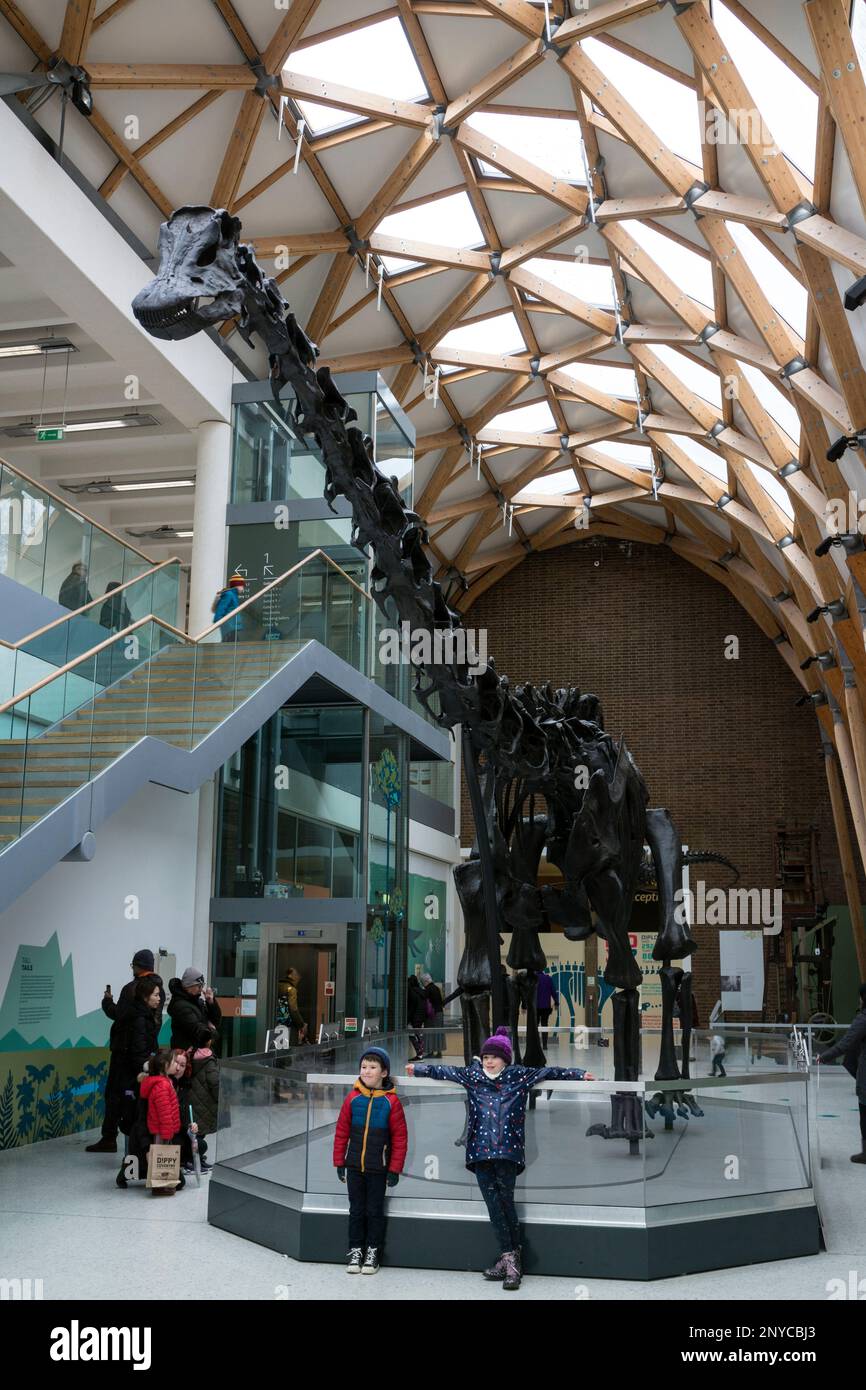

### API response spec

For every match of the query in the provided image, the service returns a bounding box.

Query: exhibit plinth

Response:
[207,1038,820,1280]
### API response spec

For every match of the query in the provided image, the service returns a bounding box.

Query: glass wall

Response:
[409,757,454,810]
[231,395,373,505]
[0,460,157,610]
[216,705,364,899]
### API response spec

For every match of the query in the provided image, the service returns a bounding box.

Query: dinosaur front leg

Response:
[646,807,697,961]
[677,971,694,1081]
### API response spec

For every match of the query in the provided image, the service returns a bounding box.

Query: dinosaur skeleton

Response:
[133,206,736,1143]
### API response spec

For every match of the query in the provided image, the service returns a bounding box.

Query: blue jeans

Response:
[475,1160,520,1253]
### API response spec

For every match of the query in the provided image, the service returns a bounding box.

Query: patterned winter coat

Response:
[413,1060,587,1171]
[333,1076,408,1174]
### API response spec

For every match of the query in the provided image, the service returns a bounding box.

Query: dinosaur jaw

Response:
[131,290,241,340]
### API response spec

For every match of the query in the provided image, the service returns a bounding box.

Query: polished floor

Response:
[0,1070,864,1300]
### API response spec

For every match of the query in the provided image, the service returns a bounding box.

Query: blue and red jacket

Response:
[413,1061,586,1172]
[333,1076,408,1175]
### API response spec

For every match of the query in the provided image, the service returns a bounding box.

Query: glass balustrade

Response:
[0,458,161,612]
[0,553,370,856]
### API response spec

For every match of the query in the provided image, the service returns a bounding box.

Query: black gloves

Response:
[386,1172,399,1188]
[337,1167,346,1182]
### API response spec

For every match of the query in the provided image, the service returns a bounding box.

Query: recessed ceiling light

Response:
[175,530,194,538]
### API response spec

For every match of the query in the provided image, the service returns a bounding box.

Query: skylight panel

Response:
[652,345,722,409]
[854,0,866,71]
[376,192,484,274]
[619,220,714,308]
[712,1,817,177]
[739,364,801,442]
[522,256,615,306]
[437,311,526,358]
[591,441,654,471]
[581,36,702,166]
[665,434,729,483]
[746,462,794,517]
[560,363,638,399]
[514,468,579,499]
[466,112,588,183]
[487,400,558,434]
[284,17,428,135]
[725,222,807,337]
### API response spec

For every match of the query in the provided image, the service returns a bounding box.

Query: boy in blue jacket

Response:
[408,1026,593,1290]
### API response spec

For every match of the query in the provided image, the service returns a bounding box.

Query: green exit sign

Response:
[36,428,64,442]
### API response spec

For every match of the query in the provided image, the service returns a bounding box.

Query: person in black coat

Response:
[421,973,445,1058]
[85,948,164,1153]
[407,975,427,1061]
[818,983,866,1164]
[99,581,133,633]
[168,968,222,1050]
[114,978,163,1189]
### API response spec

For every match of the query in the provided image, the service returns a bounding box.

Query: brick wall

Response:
[459,538,853,1022]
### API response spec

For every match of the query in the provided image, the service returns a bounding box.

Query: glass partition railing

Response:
[0,458,160,611]
[0,553,370,854]
[213,1050,811,1215]
[0,558,181,711]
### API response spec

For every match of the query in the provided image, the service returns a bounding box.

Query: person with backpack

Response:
[421,973,445,1058]
[86,949,164,1153]
[333,1047,407,1274]
[211,573,245,640]
[817,984,866,1164]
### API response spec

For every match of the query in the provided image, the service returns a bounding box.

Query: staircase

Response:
[0,549,385,912]
[0,639,303,850]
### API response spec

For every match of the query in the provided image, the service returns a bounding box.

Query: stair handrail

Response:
[0,557,183,651]
[0,549,370,716]
[0,455,157,562]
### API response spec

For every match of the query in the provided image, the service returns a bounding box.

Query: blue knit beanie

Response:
[360,1046,391,1074]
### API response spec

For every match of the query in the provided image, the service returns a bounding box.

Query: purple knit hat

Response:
[480,1027,512,1064]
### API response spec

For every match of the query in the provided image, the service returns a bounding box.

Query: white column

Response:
[191,780,217,981]
[188,418,233,636]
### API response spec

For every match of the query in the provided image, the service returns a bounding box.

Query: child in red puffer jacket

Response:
[140,1047,182,1197]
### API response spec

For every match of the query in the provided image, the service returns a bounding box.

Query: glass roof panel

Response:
[665,434,729,482]
[725,222,808,337]
[437,310,527,357]
[581,36,703,165]
[745,462,794,517]
[559,362,638,398]
[376,192,484,274]
[487,400,558,433]
[854,0,866,68]
[652,345,722,409]
[712,1,817,177]
[590,440,654,471]
[739,364,801,442]
[514,468,580,498]
[522,256,615,306]
[619,220,714,308]
[466,112,588,183]
[284,17,429,135]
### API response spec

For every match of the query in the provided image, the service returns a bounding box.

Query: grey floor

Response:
[1,1071,864,1301]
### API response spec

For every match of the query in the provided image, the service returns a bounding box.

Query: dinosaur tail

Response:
[682,850,740,884]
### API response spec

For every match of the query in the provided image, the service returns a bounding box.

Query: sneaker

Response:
[85,1138,117,1153]
[362,1247,380,1275]
[182,1162,195,1174]
[346,1247,364,1274]
[199,1158,212,1172]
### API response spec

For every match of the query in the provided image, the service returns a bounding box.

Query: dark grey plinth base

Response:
[208,1174,821,1281]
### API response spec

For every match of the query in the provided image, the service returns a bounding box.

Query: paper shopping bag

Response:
[146,1143,181,1188]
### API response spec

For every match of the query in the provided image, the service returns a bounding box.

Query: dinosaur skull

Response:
[132,206,247,340]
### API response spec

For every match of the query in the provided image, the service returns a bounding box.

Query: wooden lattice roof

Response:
[5,0,866,710]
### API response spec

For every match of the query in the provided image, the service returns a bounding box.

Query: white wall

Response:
[0,782,200,1043]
